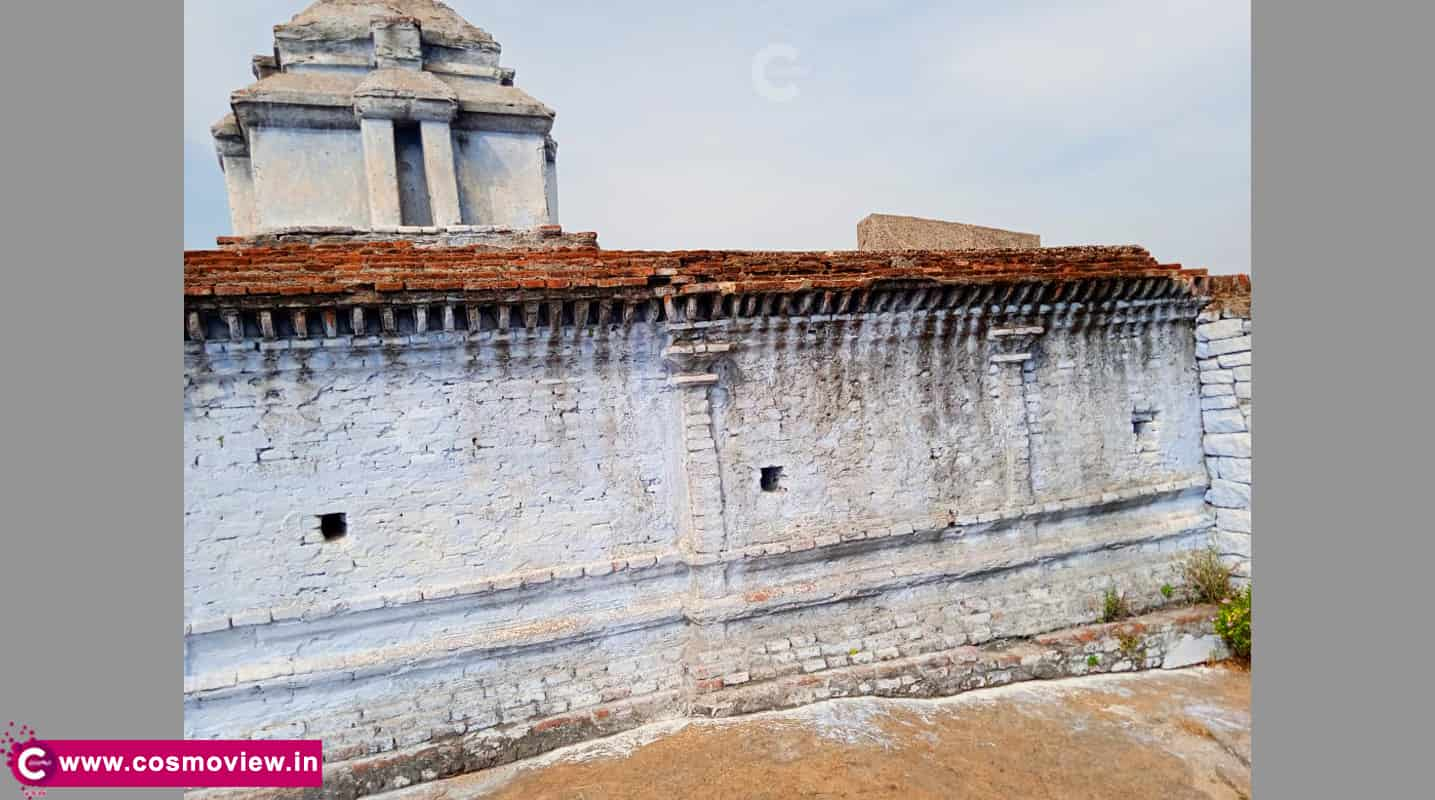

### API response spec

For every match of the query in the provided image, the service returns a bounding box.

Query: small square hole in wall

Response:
[760,466,784,492]
[1132,409,1158,437]
[319,513,347,541]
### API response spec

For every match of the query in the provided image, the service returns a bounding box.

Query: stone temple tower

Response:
[210,0,559,236]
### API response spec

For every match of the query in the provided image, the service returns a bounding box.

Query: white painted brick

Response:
[230,608,272,628]
[1202,408,1246,434]
[1199,369,1235,384]
[1216,508,1252,534]
[190,616,231,635]
[1206,336,1251,357]
[1212,531,1251,559]
[1204,433,1251,458]
[1214,457,1251,483]
[1205,479,1251,509]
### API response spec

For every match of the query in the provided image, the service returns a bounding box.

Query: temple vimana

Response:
[184,2,1253,797]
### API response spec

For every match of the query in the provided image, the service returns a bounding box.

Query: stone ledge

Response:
[697,510,1210,626]
[697,605,1222,712]
[184,606,1224,800]
[185,476,1208,642]
[215,226,598,252]
[184,490,1210,699]
[185,597,686,699]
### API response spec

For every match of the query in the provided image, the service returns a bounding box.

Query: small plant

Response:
[1180,546,1234,604]
[1116,629,1146,666]
[1101,587,1132,622]
[1215,584,1252,661]
[1086,654,1100,667]
[848,647,860,657]
[1160,583,1174,599]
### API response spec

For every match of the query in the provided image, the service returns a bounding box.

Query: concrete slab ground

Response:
[377,665,1251,800]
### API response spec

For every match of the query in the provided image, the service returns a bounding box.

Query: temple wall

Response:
[180,245,1240,799]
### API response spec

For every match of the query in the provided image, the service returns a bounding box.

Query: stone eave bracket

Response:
[987,324,1046,364]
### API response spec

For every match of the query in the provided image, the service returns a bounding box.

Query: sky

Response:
[184,0,1250,274]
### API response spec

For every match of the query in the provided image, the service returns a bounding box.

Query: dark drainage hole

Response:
[319,513,348,541]
[1132,408,1158,436]
[760,466,784,492]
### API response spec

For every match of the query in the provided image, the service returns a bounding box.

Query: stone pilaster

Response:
[677,384,724,555]
[543,136,560,225]
[218,156,257,236]
[420,120,462,227]
[664,340,734,600]
[212,114,257,236]
[988,324,1045,506]
[359,117,402,228]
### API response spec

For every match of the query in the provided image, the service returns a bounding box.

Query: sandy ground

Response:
[385,666,1251,800]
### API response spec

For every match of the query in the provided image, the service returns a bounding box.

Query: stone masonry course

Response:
[182,239,1248,800]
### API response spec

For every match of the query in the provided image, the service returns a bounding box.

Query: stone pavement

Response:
[376,665,1251,800]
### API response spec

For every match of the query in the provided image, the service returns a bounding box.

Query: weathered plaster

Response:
[453,130,552,227]
[251,127,371,230]
[182,262,1225,797]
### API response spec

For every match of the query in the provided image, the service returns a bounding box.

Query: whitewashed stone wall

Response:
[1197,309,1253,578]
[705,318,1203,551]
[183,300,1216,794]
[183,330,678,623]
